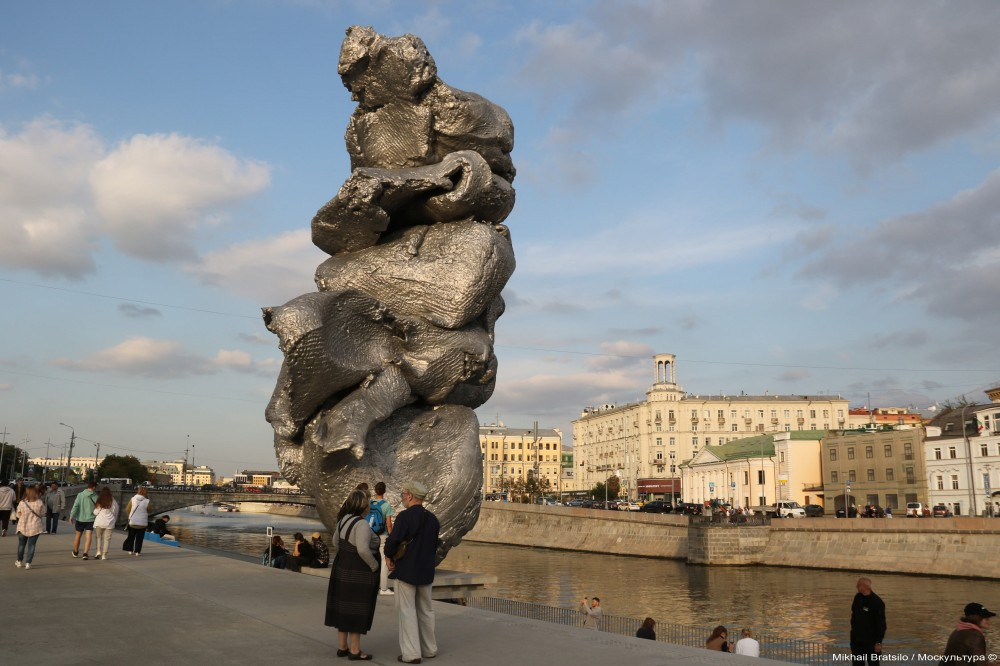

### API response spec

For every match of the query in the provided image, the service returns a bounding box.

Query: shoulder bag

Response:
[392,510,428,561]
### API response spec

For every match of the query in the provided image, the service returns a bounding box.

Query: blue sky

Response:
[2,0,999,473]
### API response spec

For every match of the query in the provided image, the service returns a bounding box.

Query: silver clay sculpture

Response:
[263,26,515,561]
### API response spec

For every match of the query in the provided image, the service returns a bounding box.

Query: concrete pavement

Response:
[1,530,789,665]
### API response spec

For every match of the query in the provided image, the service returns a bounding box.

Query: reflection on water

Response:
[169,508,1000,656]
[444,541,1000,656]
[169,506,328,560]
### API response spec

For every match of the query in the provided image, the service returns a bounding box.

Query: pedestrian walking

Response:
[579,597,603,630]
[385,480,440,664]
[850,577,886,665]
[0,479,14,537]
[370,481,395,595]
[14,485,45,569]
[92,487,119,560]
[940,602,995,662]
[325,489,380,661]
[69,481,98,559]
[122,486,150,556]
[44,481,65,533]
[734,628,761,656]
[636,617,656,640]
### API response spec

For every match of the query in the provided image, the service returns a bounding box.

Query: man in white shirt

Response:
[0,480,15,536]
[734,628,761,657]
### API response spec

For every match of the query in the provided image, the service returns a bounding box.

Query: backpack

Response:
[367,499,387,535]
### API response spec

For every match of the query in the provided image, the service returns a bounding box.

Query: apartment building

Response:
[820,428,927,513]
[572,353,850,501]
[479,424,563,496]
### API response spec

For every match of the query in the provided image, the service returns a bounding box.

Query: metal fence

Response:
[464,596,834,665]
[690,513,771,526]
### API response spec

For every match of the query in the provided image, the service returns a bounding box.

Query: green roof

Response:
[707,430,825,461]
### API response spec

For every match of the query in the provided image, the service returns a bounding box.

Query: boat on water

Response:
[217,503,240,512]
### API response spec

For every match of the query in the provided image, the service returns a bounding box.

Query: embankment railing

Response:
[464,596,834,665]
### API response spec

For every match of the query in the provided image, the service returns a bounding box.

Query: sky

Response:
[2,0,1000,474]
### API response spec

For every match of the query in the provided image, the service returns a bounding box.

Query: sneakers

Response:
[379,589,395,595]
[15,560,22,568]
[72,550,79,558]
[1,529,6,536]
[134,552,140,557]
[82,553,89,560]
[24,563,30,570]
[95,552,103,560]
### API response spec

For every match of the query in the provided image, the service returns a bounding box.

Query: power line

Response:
[0,276,258,320]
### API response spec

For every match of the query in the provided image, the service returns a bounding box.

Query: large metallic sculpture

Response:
[263,26,515,561]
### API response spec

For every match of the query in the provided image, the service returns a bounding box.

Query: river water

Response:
[169,507,1000,656]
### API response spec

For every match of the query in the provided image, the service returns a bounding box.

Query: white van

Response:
[905,502,928,517]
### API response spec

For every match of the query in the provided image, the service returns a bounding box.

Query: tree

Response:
[525,474,552,504]
[589,477,620,502]
[96,454,149,484]
[0,442,28,481]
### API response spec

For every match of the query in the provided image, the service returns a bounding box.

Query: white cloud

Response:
[0,118,274,278]
[0,118,104,278]
[186,229,324,305]
[91,133,271,261]
[0,68,40,91]
[52,336,274,378]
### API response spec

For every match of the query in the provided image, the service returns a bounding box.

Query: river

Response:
[168,506,1000,656]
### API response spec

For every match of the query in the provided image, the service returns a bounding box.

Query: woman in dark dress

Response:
[325,489,380,661]
[636,617,656,640]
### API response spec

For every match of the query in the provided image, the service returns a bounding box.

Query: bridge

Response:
[60,485,316,526]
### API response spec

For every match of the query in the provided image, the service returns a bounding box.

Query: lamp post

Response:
[92,442,101,482]
[961,405,977,516]
[0,426,9,479]
[190,444,196,487]
[59,422,75,483]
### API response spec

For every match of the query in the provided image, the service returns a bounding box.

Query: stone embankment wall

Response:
[466,504,1000,579]
[465,502,689,559]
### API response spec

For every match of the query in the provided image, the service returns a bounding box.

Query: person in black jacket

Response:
[940,602,995,662]
[850,577,886,665]
[385,480,440,664]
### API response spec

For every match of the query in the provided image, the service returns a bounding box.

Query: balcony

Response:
[691,416,699,423]
[744,417,753,424]
[717,418,726,426]
[771,418,779,424]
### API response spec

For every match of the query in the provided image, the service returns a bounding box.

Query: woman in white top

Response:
[93,487,120,560]
[123,487,150,555]
[15,485,45,569]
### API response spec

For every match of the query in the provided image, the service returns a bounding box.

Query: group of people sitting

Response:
[263,531,329,571]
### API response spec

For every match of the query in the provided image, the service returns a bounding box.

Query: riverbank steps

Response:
[466,503,1000,579]
[0,531,782,666]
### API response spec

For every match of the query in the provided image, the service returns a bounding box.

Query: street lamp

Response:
[59,422,75,483]
[961,405,978,516]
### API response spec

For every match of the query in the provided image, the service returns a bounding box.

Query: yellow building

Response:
[480,424,563,498]
[572,353,850,501]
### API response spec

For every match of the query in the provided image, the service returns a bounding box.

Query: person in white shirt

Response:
[734,628,761,657]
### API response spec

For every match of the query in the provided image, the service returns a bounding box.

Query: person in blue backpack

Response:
[369,481,395,595]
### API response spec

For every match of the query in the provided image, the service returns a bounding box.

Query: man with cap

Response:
[310,531,329,568]
[941,602,995,660]
[385,480,440,664]
[850,577,886,665]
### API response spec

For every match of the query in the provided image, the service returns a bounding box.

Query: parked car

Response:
[618,501,640,511]
[566,500,584,507]
[804,504,825,517]
[932,504,953,517]
[766,501,806,518]
[906,502,930,517]
[677,502,704,515]
[605,500,620,511]
[639,500,673,514]
[835,506,859,518]
[580,500,594,509]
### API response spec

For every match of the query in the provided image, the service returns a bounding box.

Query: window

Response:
[982,444,989,457]
[936,476,944,490]
[757,470,765,484]
[758,410,764,418]
[669,452,676,460]
[771,410,777,418]
[656,451,663,460]
[692,437,699,448]
[823,410,829,418]
[867,469,875,481]
[692,423,698,432]
[732,424,739,432]
[865,446,874,459]
[780,452,785,463]
[731,410,737,419]
[934,448,942,460]
[668,410,675,421]
[810,410,816,418]
[784,424,791,432]
[838,410,844,418]
[656,423,662,432]
[951,474,959,490]
[691,409,698,417]
[884,444,893,457]
[829,449,838,462]
[949,447,957,459]
[831,470,839,483]
[797,410,803,418]
[885,494,898,510]
[784,410,790,418]
[847,447,855,460]
[904,444,913,460]
[669,437,675,446]
[849,470,857,482]
[717,409,724,419]
[656,437,662,447]
[744,471,749,484]
[885,468,894,481]
[905,467,915,484]
[705,438,711,445]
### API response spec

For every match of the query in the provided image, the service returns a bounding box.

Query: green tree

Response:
[525,474,552,504]
[96,454,149,484]
[589,477,620,502]
[0,442,28,481]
